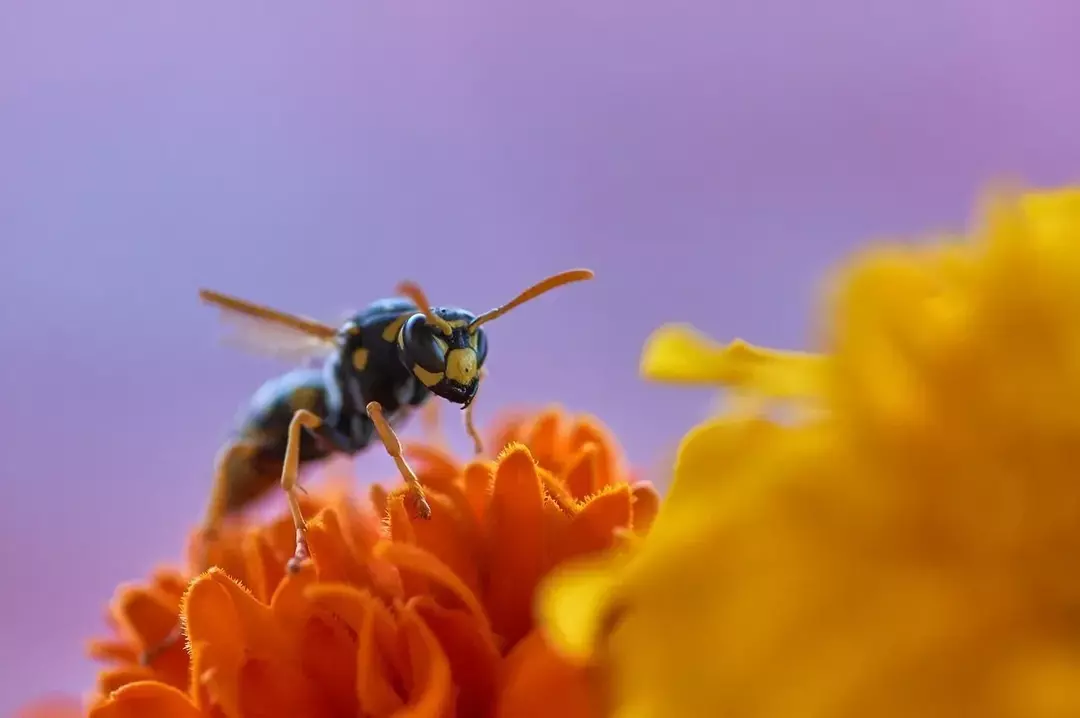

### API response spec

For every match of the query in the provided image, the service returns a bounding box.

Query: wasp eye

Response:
[402,313,449,373]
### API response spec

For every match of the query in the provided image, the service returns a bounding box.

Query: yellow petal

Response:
[640,324,825,398]
[536,554,628,663]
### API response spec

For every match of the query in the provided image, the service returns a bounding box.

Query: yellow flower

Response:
[27,409,658,718]
[541,187,1080,718]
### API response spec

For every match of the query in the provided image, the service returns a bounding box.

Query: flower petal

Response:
[97,666,154,696]
[13,696,84,718]
[496,629,599,718]
[567,419,618,491]
[630,483,660,536]
[488,412,528,457]
[394,604,454,718]
[86,639,139,665]
[525,408,565,470]
[110,584,181,653]
[376,541,491,638]
[537,555,629,663]
[306,508,368,585]
[404,443,464,493]
[557,485,633,565]
[410,492,482,598]
[485,445,547,646]
[89,682,201,718]
[371,483,390,518]
[641,324,826,399]
[307,583,406,715]
[411,596,501,718]
[561,445,600,501]
[462,461,495,521]
[240,530,284,604]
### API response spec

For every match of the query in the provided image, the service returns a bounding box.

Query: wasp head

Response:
[398,311,488,407]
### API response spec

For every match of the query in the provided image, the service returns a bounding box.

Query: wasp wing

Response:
[199,289,340,366]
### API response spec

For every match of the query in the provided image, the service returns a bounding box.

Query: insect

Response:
[195,268,594,571]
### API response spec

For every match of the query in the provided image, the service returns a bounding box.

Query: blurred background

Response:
[2,0,1078,711]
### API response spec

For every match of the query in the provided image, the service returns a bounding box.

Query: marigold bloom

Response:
[542,188,1080,717]
[43,408,655,718]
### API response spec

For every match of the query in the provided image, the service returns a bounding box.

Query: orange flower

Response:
[61,408,657,718]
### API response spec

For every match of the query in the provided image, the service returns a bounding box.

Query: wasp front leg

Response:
[367,402,432,520]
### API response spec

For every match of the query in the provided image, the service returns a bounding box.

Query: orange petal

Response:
[561,445,600,501]
[370,483,390,518]
[240,530,284,603]
[538,466,579,514]
[409,492,482,599]
[13,696,84,718]
[308,584,406,715]
[567,418,617,491]
[485,445,547,646]
[395,605,454,718]
[89,681,202,718]
[461,461,495,522]
[150,569,189,601]
[334,498,404,599]
[96,666,154,695]
[188,528,248,581]
[306,508,367,585]
[299,611,360,716]
[269,566,318,629]
[183,573,247,715]
[496,630,598,718]
[630,482,660,535]
[557,485,633,566]
[236,657,314,718]
[525,408,564,469]
[86,639,139,665]
[376,541,491,637]
[487,413,528,457]
[404,443,464,494]
[110,584,181,652]
[412,597,501,718]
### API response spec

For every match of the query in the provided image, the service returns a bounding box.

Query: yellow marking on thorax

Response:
[446,348,478,384]
[290,386,322,412]
[382,313,410,342]
[352,348,370,371]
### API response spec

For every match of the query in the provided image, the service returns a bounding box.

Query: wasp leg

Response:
[281,409,326,573]
[367,401,432,519]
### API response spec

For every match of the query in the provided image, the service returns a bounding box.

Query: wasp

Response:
[194,268,593,569]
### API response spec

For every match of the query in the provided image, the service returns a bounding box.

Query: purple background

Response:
[2,0,1079,711]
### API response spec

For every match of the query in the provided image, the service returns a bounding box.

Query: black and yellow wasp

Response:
[194,268,594,574]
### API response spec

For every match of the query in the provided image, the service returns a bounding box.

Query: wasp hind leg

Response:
[367,401,432,520]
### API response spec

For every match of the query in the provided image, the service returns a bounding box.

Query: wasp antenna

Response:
[396,281,454,336]
[468,268,595,331]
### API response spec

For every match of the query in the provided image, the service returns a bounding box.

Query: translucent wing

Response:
[200,288,340,366]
